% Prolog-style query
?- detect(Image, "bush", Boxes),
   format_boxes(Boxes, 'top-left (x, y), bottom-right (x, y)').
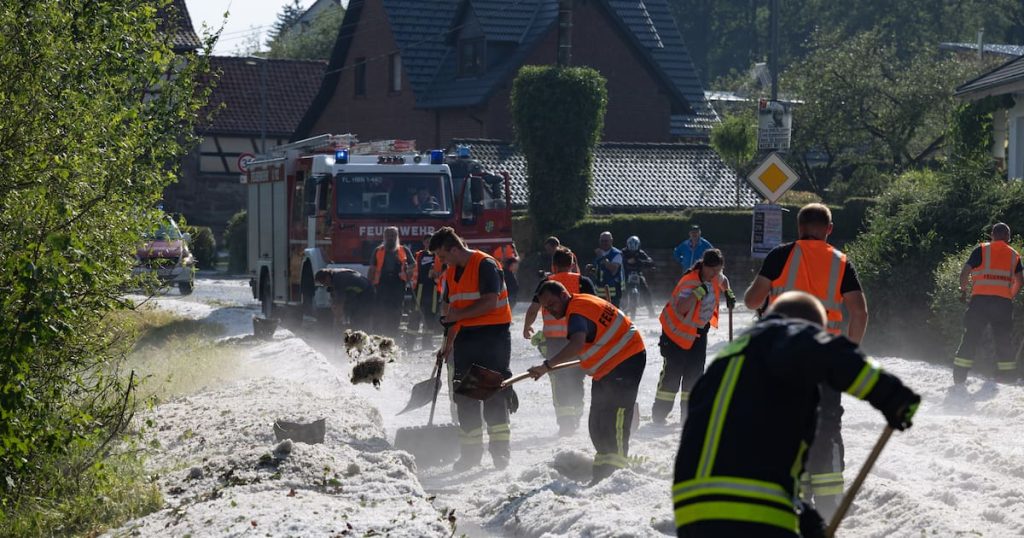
top-left (181, 225), bottom-right (216, 269)
top-left (846, 161), bottom-right (1024, 352)
top-left (511, 65), bottom-right (608, 235)
top-left (225, 210), bottom-right (248, 274)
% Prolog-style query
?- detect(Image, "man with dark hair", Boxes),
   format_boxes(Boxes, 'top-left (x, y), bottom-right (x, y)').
top-left (527, 280), bottom-right (646, 484)
top-left (742, 202), bottom-right (867, 519)
top-left (407, 234), bottom-right (443, 350)
top-left (432, 226), bottom-right (514, 471)
top-left (315, 267), bottom-right (373, 331)
top-left (652, 249), bottom-right (734, 425)
top-left (523, 246), bottom-right (597, 435)
top-left (544, 236), bottom-right (579, 274)
top-left (673, 291), bottom-right (919, 538)
top-left (674, 224), bottom-right (713, 271)
top-left (952, 222), bottom-right (1023, 385)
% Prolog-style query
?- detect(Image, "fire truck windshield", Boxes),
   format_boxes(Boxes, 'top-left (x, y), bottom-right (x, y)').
top-left (335, 173), bottom-right (452, 217)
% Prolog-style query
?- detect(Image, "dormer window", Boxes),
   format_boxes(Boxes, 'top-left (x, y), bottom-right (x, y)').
top-left (458, 38), bottom-right (485, 76)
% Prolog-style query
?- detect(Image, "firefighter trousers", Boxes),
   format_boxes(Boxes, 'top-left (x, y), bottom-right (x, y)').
top-left (677, 520), bottom-right (798, 538)
top-left (954, 295), bottom-right (1015, 384)
top-left (544, 338), bottom-right (585, 430)
top-left (374, 278), bottom-right (406, 338)
top-left (406, 283), bottom-right (440, 348)
top-left (801, 386), bottom-right (845, 521)
top-left (653, 329), bottom-right (708, 424)
top-left (590, 350), bottom-right (646, 483)
top-left (453, 324), bottom-right (512, 466)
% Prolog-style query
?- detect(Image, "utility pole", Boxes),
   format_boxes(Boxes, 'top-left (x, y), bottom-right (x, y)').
top-left (260, 57), bottom-right (268, 155)
top-left (557, 0), bottom-right (573, 66)
top-left (770, 0), bottom-right (779, 101)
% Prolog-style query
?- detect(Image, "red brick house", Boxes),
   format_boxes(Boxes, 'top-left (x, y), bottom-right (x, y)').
top-left (294, 0), bottom-right (718, 148)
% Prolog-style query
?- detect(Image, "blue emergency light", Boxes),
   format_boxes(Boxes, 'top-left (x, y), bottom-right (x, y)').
top-left (456, 145), bottom-right (471, 159)
top-left (429, 150), bottom-right (445, 165)
top-left (335, 149), bottom-right (349, 164)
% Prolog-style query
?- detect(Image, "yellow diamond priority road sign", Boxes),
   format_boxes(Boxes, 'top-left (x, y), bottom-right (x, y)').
top-left (747, 152), bottom-right (799, 203)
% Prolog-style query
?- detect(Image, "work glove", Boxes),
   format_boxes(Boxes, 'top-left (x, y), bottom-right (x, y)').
top-left (880, 387), bottom-right (921, 431)
top-left (506, 387), bottom-right (520, 414)
top-left (798, 501), bottom-right (826, 538)
top-left (531, 331), bottom-right (547, 356)
top-left (725, 289), bottom-right (736, 310)
top-left (692, 284), bottom-right (708, 300)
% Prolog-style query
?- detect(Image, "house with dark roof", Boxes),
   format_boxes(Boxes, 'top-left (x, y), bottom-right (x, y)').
top-left (955, 54), bottom-right (1024, 180)
top-left (164, 57), bottom-right (326, 236)
top-left (296, 0), bottom-right (717, 147)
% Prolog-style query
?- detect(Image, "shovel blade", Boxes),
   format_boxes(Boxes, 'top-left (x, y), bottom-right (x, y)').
top-left (453, 364), bottom-right (507, 401)
top-left (394, 423), bottom-right (460, 468)
top-left (397, 377), bottom-right (440, 415)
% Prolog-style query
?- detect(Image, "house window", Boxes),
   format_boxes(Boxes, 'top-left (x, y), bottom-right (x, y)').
top-left (354, 57), bottom-right (367, 97)
top-left (458, 38), bottom-right (485, 76)
top-left (389, 53), bottom-right (402, 93)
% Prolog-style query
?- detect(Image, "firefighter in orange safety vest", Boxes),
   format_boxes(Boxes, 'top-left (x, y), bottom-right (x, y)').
top-left (953, 222), bottom-right (1024, 385)
top-left (406, 233), bottom-right (444, 350)
top-left (368, 226), bottom-right (414, 339)
top-left (522, 246), bottom-right (598, 436)
top-left (527, 280), bottom-right (647, 485)
top-left (743, 202), bottom-right (868, 521)
top-left (432, 227), bottom-right (514, 471)
top-left (652, 248), bottom-right (734, 426)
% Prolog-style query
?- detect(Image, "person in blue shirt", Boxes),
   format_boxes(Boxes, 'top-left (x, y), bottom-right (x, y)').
top-left (673, 224), bottom-right (713, 271)
top-left (592, 231), bottom-right (624, 306)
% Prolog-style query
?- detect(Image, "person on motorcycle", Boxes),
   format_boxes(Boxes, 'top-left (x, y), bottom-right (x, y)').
top-left (622, 235), bottom-right (657, 317)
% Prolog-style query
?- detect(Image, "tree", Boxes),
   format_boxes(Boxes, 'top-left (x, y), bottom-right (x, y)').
top-left (265, 0), bottom-right (305, 48)
top-left (511, 66), bottom-right (607, 236)
top-left (0, 0), bottom-right (211, 526)
top-left (266, 2), bottom-right (345, 60)
top-left (784, 31), bottom-right (985, 198)
top-left (710, 112), bottom-right (757, 205)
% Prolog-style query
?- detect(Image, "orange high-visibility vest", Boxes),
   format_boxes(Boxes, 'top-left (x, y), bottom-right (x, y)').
top-left (769, 240), bottom-right (847, 334)
top-left (660, 269), bottom-right (721, 350)
top-left (565, 294), bottom-right (645, 380)
top-left (542, 272), bottom-right (583, 339)
top-left (444, 250), bottom-right (512, 329)
top-left (971, 241), bottom-right (1021, 299)
top-left (372, 246), bottom-right (409, 286)
top-left (492, 244), bottom-right (518, 263)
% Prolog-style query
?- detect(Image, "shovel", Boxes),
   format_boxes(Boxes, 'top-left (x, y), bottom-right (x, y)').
top-left (398, 324), bottom-right (456, 415)
top-left (826, 425), bottom-right (895, 537)
top-left (728, 307), bottom-right (734, 341)
top-left (393, 355), bottom-right (459, 468)
top-left (455, 360), bottom-right (582, 401)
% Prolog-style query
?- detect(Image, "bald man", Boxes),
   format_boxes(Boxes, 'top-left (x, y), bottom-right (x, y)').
top-left (672, 291), bottom-right (920, 538)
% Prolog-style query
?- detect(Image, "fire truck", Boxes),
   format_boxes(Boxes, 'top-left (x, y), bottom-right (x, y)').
top-left (244, 134), bottom-right (515, 318)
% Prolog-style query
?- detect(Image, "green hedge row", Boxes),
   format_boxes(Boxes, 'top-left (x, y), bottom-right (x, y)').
top-left (512, 198), bottom-right (876, 254)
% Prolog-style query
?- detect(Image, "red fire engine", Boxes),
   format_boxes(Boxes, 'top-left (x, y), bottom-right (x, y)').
top-left (244, 134), bottom-right (515, 317)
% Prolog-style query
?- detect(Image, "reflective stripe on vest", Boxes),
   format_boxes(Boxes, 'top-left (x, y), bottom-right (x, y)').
top-left (769, 240), bottom-right (846, 334)
top-left (542, 272), bottom-right (581, 338)
top-left (660, 270), bottom-right (721, 350)
top-left (566, 294), bottom-right (645, 380)
top-left (672, 475), bottom-right (798, 532)
top-left (971, 241), bottom-right (1020, 299)
top-left (444, 250), bottom-right (512, 328)
top-left (372, 246), bottom-right (408, 286)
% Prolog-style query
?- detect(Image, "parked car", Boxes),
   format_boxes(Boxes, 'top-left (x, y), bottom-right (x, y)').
top-left (133, 215), bottom-right (196, 294)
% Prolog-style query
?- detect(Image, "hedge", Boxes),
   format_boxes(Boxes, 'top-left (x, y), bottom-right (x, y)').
top-left (180, 225), bottom-right (216, 269)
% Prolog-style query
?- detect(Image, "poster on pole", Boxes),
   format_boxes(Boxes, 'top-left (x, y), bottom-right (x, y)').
top-left (757, 99), bottom-right (792, 151)
top-left (751, 203), bottom-right (783, 258)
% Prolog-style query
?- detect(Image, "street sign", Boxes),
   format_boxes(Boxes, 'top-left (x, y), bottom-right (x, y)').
top-left (757, 99), bottom-right (792, 151)
top-left (237, 152), bottom-right (256, 173)
top-left (747, 152), bottom-right (799, 203)
top-left (751, 203), bottom-right (783, 258)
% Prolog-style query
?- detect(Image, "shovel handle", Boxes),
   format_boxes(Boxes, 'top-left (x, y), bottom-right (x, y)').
top-left (501, 360), bottom-right (582, 388)
top-left (826, 425), bottom-right (895, 537)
